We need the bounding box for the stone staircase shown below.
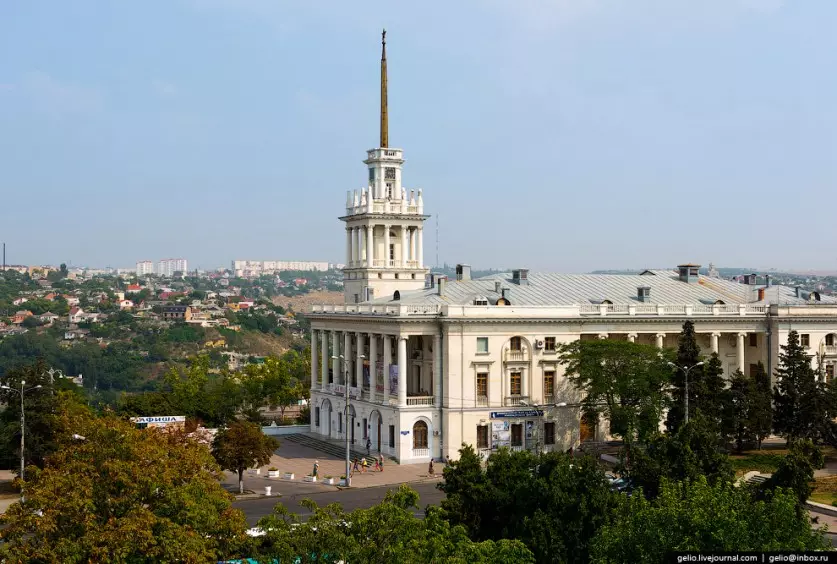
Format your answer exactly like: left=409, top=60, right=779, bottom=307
left=282, top=433, right=379, bottom=466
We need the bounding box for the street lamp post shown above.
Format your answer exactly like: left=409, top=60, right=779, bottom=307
left=667, top=362, right=704, bottom=424
left=0, top=379, right=43, bottom=500
left=333, top=353, right=364, bottom=487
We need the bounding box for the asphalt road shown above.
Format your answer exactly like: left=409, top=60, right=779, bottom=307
left=233, top=481, right=445, bottom=526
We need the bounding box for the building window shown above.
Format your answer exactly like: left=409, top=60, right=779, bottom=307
left=413, top=421, right=428, bottom=449
left=338, top=414, right=343, bottom=434
left=544, top=371, right=555, bottom=396
left=544, top=337, right=556, bottom=352
left=827, top=365, right=835, bottom=383
left=476, top=337, right=489, bottom=354
left=389, top=425, right=395, bottom=448
left=385, top=167, right=396, bottom=180
left=510, top=371, right=522, bottom=396
left=315, top=407, right=320, bottom=427
left=827, top=334, right=835, bottom=346
left=748, top=333, right=758, bottom=347
left=368, top=168, right=375, bottom=183
left=477, top=425, right=489, bottom=449
left=801, top=334, right=810, bottom=347
left=510, top=336, right=522, bottom=351
left=544, top=422, right=555, bottom=445
left=362, top=418, right=368, bottom=439
left=511, top=424, right=523, bottom=446
left=477, top=372, right=488, bottom=399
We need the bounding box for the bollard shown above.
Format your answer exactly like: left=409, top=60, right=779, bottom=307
left=265, top=486, right=272, bottom=496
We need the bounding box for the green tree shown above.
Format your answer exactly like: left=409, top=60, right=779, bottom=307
left=0, top=360, right=62, bottom=472
left=255, top=484, right=534, bottom=563
left=759, top=439, right=825, bottom=508
left=773, top=331, right=824, bottom=443
left=0, top=398, right=250, bottom=562
left=666, top=320, right=704, bottom=434
left=590, top=476, right=828, bottom=563
left=212, top=420, right=280, bottom=494
left=750, top=361, right=773, bottom=449
left=438, top=445, right=614, bottom=563
left=699, top=352, right=726, bottom=429
left=628, top=415, right=734, bottom=499
left=559, top=339, right=672, bottom=448
left=721, top=369, right=754, bottom=453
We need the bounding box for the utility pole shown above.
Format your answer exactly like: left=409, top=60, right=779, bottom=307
left=668, top=361, right=704, bottom=424
left=1, top=379, right=43, bottom=501
left=334, top=353, right=364, bottom=487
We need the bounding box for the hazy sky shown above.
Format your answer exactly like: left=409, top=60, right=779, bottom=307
left=2, top=1, right=835, bottom=272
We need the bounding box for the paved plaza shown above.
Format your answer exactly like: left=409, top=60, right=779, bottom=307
left=220, top=440, right=446, bottom=495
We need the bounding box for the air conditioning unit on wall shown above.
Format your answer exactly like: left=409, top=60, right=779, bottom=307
left=534, top=340, right=544, bottom=349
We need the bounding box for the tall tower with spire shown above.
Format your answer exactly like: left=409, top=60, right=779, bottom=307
left=341, top=30, right=430, bottom=304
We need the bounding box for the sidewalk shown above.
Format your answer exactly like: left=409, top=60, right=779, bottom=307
left=221, top=440, right=445, bottom=494
left=0, top=469, right=19, bottom=515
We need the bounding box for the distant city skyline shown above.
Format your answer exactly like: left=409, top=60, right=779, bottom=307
left=1, top=1, right=835, bottom=272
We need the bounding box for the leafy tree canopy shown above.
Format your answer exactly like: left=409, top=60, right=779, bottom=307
left=212, top=420, right=279, bottom=494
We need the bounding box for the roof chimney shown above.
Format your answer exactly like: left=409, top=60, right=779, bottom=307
left=494, top=281, right=502, bottom=294
left=757, top=288, right=765, bottom=301
left=456, top=264, right=471, bottom=281
left=795, top=286, right=800, bottom=298
left=765, top=274, right=771, bottom=287
left=437, top=276, right=447, bottom=296
left=512, top=269, right=529, bottom=286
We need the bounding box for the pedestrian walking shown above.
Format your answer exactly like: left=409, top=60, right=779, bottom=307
left=312, top=460, right=319, bottom=478
left=366, top=437, right=372, bottom=456
left=352, top=457, right=359, bottom=475
left=374, top=457, right=381, bottom=472
left=428, top=460, right=435, bottom=476
left=361, top=457, right=368, bottom=473
left=379, top=453, right=384, bottom=472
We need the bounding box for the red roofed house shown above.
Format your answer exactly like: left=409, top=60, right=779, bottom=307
left=126, top=284, right=142, bottom=293
left=12, top=310, right=33, bottom=324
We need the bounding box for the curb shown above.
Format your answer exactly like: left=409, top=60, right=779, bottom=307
left=806, top=500, right=837, bottom=518
left=234, top=492, right=281, bottom=501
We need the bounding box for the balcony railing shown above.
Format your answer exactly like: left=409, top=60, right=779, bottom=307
left=310, top=304, right=442, bottom=316
left=406, top=396, right=434, bottom=406
left=504, top=395, right=529, bottom=406
left=476, top=396, right=489, bottom=407
left=412, top=448, right=430, bottom=458
left=504, top=349, right=529, bottom=362
left=825, top=345, right=837, bottom=355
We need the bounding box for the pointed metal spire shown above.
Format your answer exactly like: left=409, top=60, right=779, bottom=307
left=380, top=29, right=388, bottom=148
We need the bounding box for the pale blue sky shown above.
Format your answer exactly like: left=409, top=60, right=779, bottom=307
left=1, top=1, right=835, bottom=272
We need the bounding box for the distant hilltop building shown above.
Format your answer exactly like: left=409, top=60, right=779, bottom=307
left=136, top=260, right=154, bottom=276
left=231, top=260, right=331, bottom=278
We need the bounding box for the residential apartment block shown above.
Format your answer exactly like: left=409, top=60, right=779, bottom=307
left=306, top=33, right=837, bottom=465
left=158, top=258, right=188, bottom=277
left=231, top=260, right=331, bottom=278
left=136, top=261, right=154, bottom=276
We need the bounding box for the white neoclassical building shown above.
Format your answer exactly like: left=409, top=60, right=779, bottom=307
left=307, top=33, right=837, bottom=464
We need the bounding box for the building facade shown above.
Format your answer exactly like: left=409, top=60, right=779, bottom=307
left=307, top=33, right=837, bottom=464
left=231, top=260, right=331, bottom=278
left=136, top=260, right=154, bottom=276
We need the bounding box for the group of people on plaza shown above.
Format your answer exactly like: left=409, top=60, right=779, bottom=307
left=310, top=437, right=440, bottom=480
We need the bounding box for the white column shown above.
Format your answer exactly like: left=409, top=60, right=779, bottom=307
left=383, top=335, right=392, bottom=400
left=353, top=228, right=360, bottom=267
left=311, top=329, right=319, bottom=389
left=320, top=330, right=328, bottom=389
left=627, top=333, right=637, bottom=343
left=400, top=226, right=408, bottom=267
left=369, top=333, right=377, bottom=403
left=737, top=332, right=746, bottom=373
left=356, top=332, right=364, bottom=390
left=366, top=225, right=374, bottom=267
left=522, top=368, right=529, bottom=399
left=345, top=228, right=352, bottom=267
left=384, top=224, right=391, bottom=267
left=711, top=332, right=720, bottom=354
left=656, top=333, right=666, bottom=349
left=409, top=227, right=417, bottom=264
left=417, top=227, right=423, bottom=268
left=331, top=330, right=338, bottom=383
left=433, top=333, right=442, bottom=407
left=398, top=336, right=408, bottom=406
left=344, top=332, right=352, bottom=385
left=359, top=227, right=367, bottom=265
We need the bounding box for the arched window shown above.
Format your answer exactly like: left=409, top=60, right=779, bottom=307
left=413, top=421, right=428, bottom=449
left=510, top=336, right=522, bottom=351
left=714, top=300, right=725, bottom=305
left=812, top=292, right=822, bottom=302
left=393, top=290, right=401, bottom=301
left=601, top=299, right=613, bottom=305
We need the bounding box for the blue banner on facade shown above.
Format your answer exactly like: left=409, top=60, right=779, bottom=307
left=490, top=410, right=544, bottom=419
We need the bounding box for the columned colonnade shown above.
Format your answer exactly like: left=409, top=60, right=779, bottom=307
left=310, top=329, right=441, bottom=407
left=615, top=330, right=750, bottom=372
left=345, top=224, right=423, bottom=269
